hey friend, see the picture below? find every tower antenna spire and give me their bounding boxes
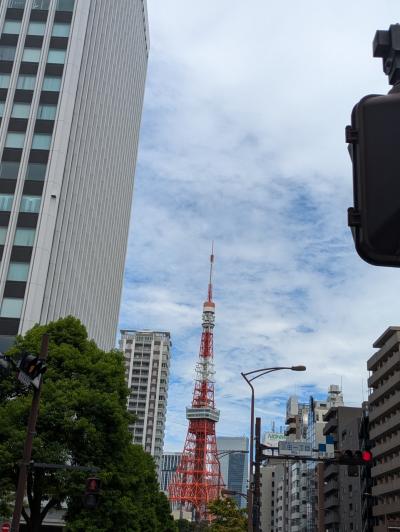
[208,241,214,303]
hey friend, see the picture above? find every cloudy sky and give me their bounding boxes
[118,1,400,451]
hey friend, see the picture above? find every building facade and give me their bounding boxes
[367,326,400,530]
[0,0,149,351]
[160,452,181,494]
[120,330,171,471]
[216,436,249,509]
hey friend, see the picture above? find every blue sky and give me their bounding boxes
[118,1,400,450]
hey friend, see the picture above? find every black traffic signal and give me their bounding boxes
[18,354,46,381]
[83,477,100,509]
[338,450,373,466]
[0,354,11,378]
[347,24,400,267]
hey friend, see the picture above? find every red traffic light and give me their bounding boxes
[361,450,373,463]
[86,477,100,493]
[2,523,11,532]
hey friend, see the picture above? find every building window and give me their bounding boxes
[0,101,4,118]
[14,228,35,246]
[56,0,75,11]
[42,76,61,92]
[0,162,20,179]
[27,21,46,36]
[37,104,57,120]
[0,298,23,318]
[7,262,29,282]
[47,49,66,64]
[17,74,36,91]
[0,194,14,211]
[0,46,16,61]
[0,74,10,89]
[3,20,22,35]
[32,0,51,9]
[5,132,25,149]
[22,48,41,63]
[8,0,26,7]
[25,163,46,181]
[0,227,7,245]
[31,133,52,150]
[20,195,41,213]
[52,23,70,38]
[11,103,31,119]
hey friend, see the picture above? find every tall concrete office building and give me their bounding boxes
[217,436,249,509]
[367,326,400,530]
[120,330,171,471]
[160,452,182,494]
[0,0,149,350]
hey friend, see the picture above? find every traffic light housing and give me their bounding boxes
[83,477,100,509]
[347,24,400,267]
[18,354,47,383]
[0,354,11,377]
[337,450,373,476]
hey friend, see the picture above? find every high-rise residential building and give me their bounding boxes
[285,395,309,441]
[160,452,181,494]
[216,436,249,509]
[120,330,171,471]
[367,326,400,530]
[0,0,149,351]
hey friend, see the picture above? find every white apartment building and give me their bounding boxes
[120,330,171,471]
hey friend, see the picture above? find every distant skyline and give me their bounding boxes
[118,1,400,451]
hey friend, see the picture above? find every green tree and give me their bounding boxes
[207,497,247,532]
[0,316,176,532]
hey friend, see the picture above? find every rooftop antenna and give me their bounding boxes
[208,241,214,303]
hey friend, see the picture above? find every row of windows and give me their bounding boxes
[8,0,75,11]
[0,226,35,246]
[0,161,47,180]
[0,73,62,90]
[0,45,67,64]
[0,102,57,120]
[4,132,52,149]
[0,194,41,212]
[3,20,70,37]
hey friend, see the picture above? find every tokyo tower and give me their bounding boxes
[169,248,222,521]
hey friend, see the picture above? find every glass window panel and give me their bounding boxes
[14,228,35,246]
[32,0,50,9]
[8,0,26,7]
[7,262,29,282]
[20,195,41,213]
[0,194,13,211]
[47,49,66,64]
[27,21,46,36]
[3,20,22,34]
[56,0,74,11]
[11,103,30,119]
[0,74,10,89]
[31,133,51,150]
[0,162,20,179]
[0,46,16,61]
[42,76,61,92]
[0,298,23,318]
[0,227,7,245]
[52,22,70,38]
[37,104,57,120]
[5,132,25,149]
[22,48,41,63]
[26,163,46,181]
[17,74,36,90]
[0,101,4,118]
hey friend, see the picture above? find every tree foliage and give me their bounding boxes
[0,316,176,532]
[207,497,247,532]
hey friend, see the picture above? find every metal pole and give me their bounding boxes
[241,372,255,532]
[11,334,49,532]
[254,417,261,532]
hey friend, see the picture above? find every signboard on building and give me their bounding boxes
[278,441,313,457]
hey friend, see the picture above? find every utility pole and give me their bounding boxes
[11,334,49,532]
[253,417,262,532]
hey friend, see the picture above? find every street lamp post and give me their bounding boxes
[241,365,306,532]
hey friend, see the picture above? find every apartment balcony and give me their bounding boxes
[324,463,339,480]
[372,478,400,497]
[372,455,400,478]
[370,410,400,440]
[368,329,400,371]
[325,495,339,509]
[285,425,296,436]
[324,510,340,526]
[369,393,400,424]
[372,435,400,459]
[368,351,400,388]
[323,417,338,436]
[324,479,338,496]
[368,371,400,405]
[373,501,400,518]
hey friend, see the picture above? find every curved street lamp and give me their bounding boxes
[241,365,306,532]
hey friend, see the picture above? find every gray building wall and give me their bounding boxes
[217,436,249,509]
[0,0,149,350]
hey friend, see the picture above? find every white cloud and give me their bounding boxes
[119,1,400,450]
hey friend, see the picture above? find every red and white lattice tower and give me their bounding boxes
[169,248,222,521]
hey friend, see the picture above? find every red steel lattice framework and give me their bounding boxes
[169,249,222,521]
